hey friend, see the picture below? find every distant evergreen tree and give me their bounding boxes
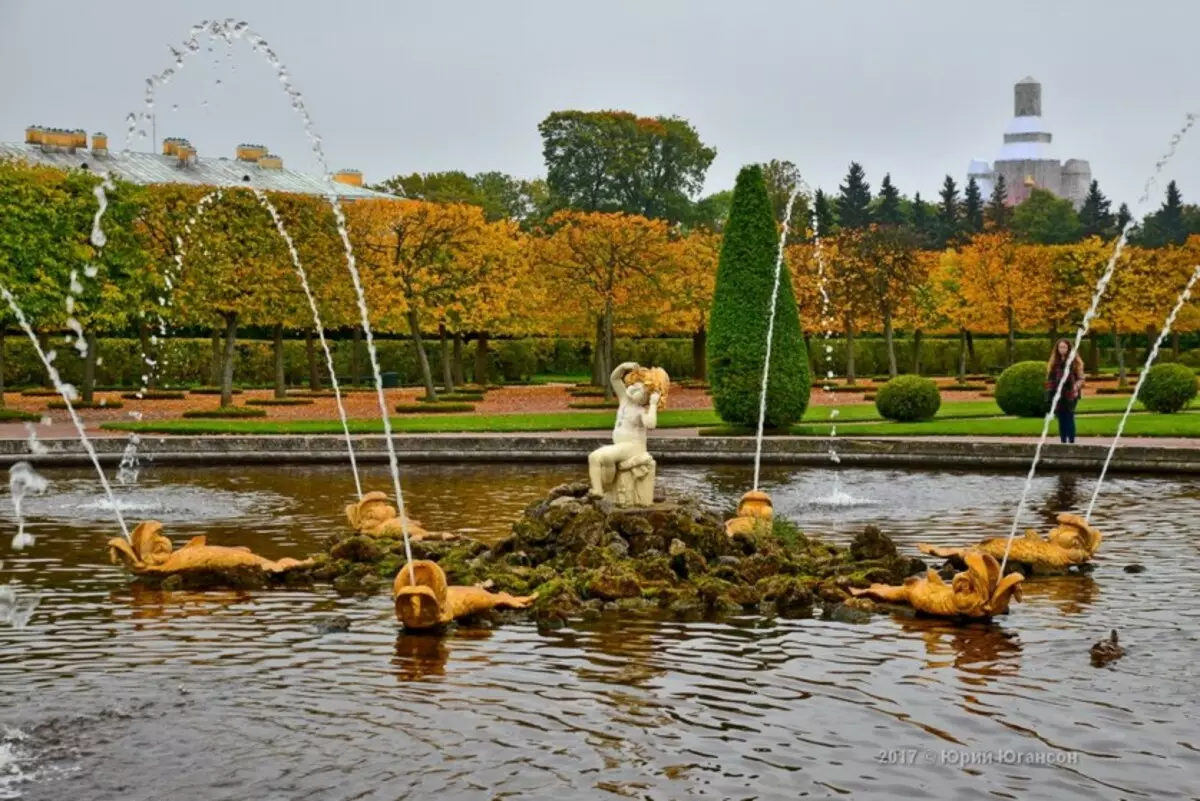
[1116,202,1132,234]
[813,189,837,237]
[987,174,1010,230]
[1078,180,1115,239]
[1136,181,1187,247]
[962,177,984,234]
[937,175,961,247]
[836,162,872,230]
[875,173,904,227]
[910,192,936,248]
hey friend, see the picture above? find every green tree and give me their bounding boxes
[987,174,1010,230]
[836,162,872,230]
[707,164,810,428]
[1136,180,1187,247]
[1078,180,1115,239]
[1011,188,1082,244]
[1116,202,1132,234]
[538,110,716,224]
[813,189,837,237]
[371,170,545,224]
[910,192,936,248]
[937,176,961,248]
[874,173,904,227]
[761,159,812,238]
[689,189,732,232]
[963,177,984,234]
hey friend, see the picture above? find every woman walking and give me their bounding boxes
[1046,339,1085,444]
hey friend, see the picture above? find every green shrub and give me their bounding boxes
[47,400,124,410]
[1139,363,1198,413]
[121,390,186,400]
[394,402,474,414]
[707,164,810,427]
[20,388,61,397]
[1096,386,1134,395]
[247,398,315,406]
[190,387,244,395]
[418,392,484,402]
[0,408,39,422]
[874,375,941,421]
[182,406,267,419]
[942,383,987,391]
[995,361,1048,417]
[568,400,618,409]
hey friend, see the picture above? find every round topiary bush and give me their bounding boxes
[995,361,1048,417]
[1138,363,1198,413]
[874,375,941,421]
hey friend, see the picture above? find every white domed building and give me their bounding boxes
[966,77,1091,209]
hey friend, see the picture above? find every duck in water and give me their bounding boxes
[1090,630,1124,666]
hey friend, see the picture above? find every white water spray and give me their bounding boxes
[1086,264,1200,520]
[250,188,363,498]
[0,286,129,540]
[1000,113,1197,573]
[9,463,48,551]
[129,20,415,575]
[809,200,841,465]
[752,186,803,491]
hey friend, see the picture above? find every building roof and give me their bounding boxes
[995,140,1055,162]
[0,142,389,199]
[1003,115,1051,136]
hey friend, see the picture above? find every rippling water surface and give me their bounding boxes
[1,462,1197,800]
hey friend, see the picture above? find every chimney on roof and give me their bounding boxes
[333,169,363,187]
[236,143,268,162]
[162,137,181,157]
[25,126,44,144]
[257,154,283,170]
[175,140,196,167]
[91,132,108,155]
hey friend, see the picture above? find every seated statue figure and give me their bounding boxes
[850,551,1024,618]
[393,560,537,630]
[108,521,312,577]
[919,513,1102,573]
[587,362,669,506]
[345,491,436,540]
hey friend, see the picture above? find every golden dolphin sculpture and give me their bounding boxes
[108,521,312,576]
[849,552,1023,618]
[345,491,433,540]
[724,490,774,537]
[392,559,536,630]
[919,513,1103,572]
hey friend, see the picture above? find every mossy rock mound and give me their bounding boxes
[313,483,923,627]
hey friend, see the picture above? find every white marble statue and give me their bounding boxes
[587,362,669,506]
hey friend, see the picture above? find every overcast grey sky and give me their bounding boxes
[1,0,1197,210]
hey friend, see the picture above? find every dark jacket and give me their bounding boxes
[1046,358,1084,408]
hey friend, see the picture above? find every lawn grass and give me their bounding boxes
[789,412,1200,438]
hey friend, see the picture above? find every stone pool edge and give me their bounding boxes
[3,434,1199,475]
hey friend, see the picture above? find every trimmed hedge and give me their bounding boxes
[568,400,619,409]
[394,403,475,414]
[182,406,266,419]
[874,375,941,422]
[121,390,186,400]
[995,362,1047,417]
[942,383,987,391]
[190,387,244,396]
[247,398,315,406]
[1139,363,1198,413]
[47,400,123,410]
[1096,387,1135,395]
[0,408,40,422]
[708,164,810,428]
[418,392,484,402]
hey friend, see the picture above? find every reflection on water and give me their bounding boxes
[1,462,1198,800]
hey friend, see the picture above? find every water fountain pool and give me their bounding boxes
[1,462,1197,799]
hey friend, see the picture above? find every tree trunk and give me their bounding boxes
[1172,331,1181,360]
[474,332,490,386]
[137,319,156,389]
[210,328,222,386]
[1005,308,1017,366]
[602,302,615,399]
[0,328,6,408]
[1087,330,1100,374]
[82,331,98,404]
[220,313,238,408]
[591,315,605,387]
[1145,323,1158,364]
[883,304,897,377]
[452,332,466,386]
[965,329,976,372]
[692,325,707,382]
[1048,321,1058,342]
[408,310,437,400]
[957,327,968,383]
[305,329,320,391]
[912,328,924,376]
[844,315,856,385]
[36,331,51,387]
[438,323,454,392]
[273,324,286,399]
[351,326,362,387]
[1113,323,1127,389]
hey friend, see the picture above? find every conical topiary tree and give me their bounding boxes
[707,164,810,428]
